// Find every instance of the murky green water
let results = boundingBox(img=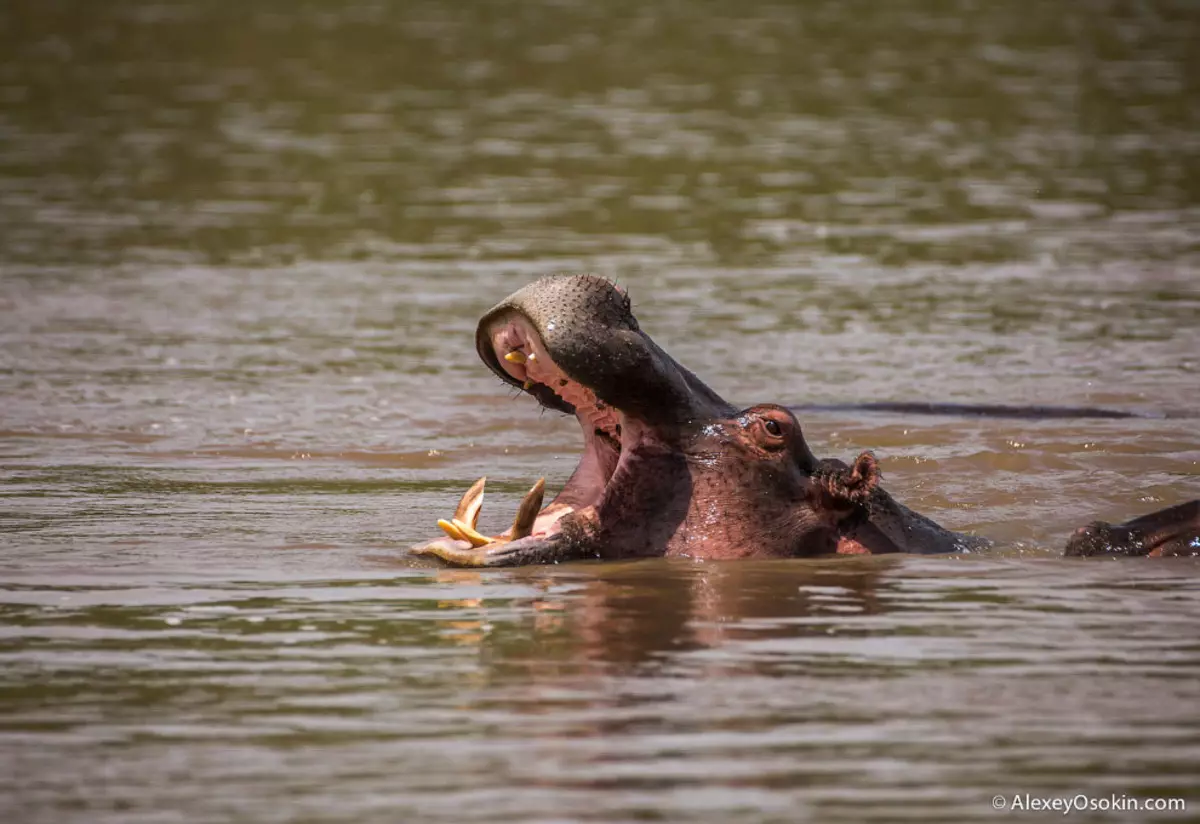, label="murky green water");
[2,1,1198,821]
